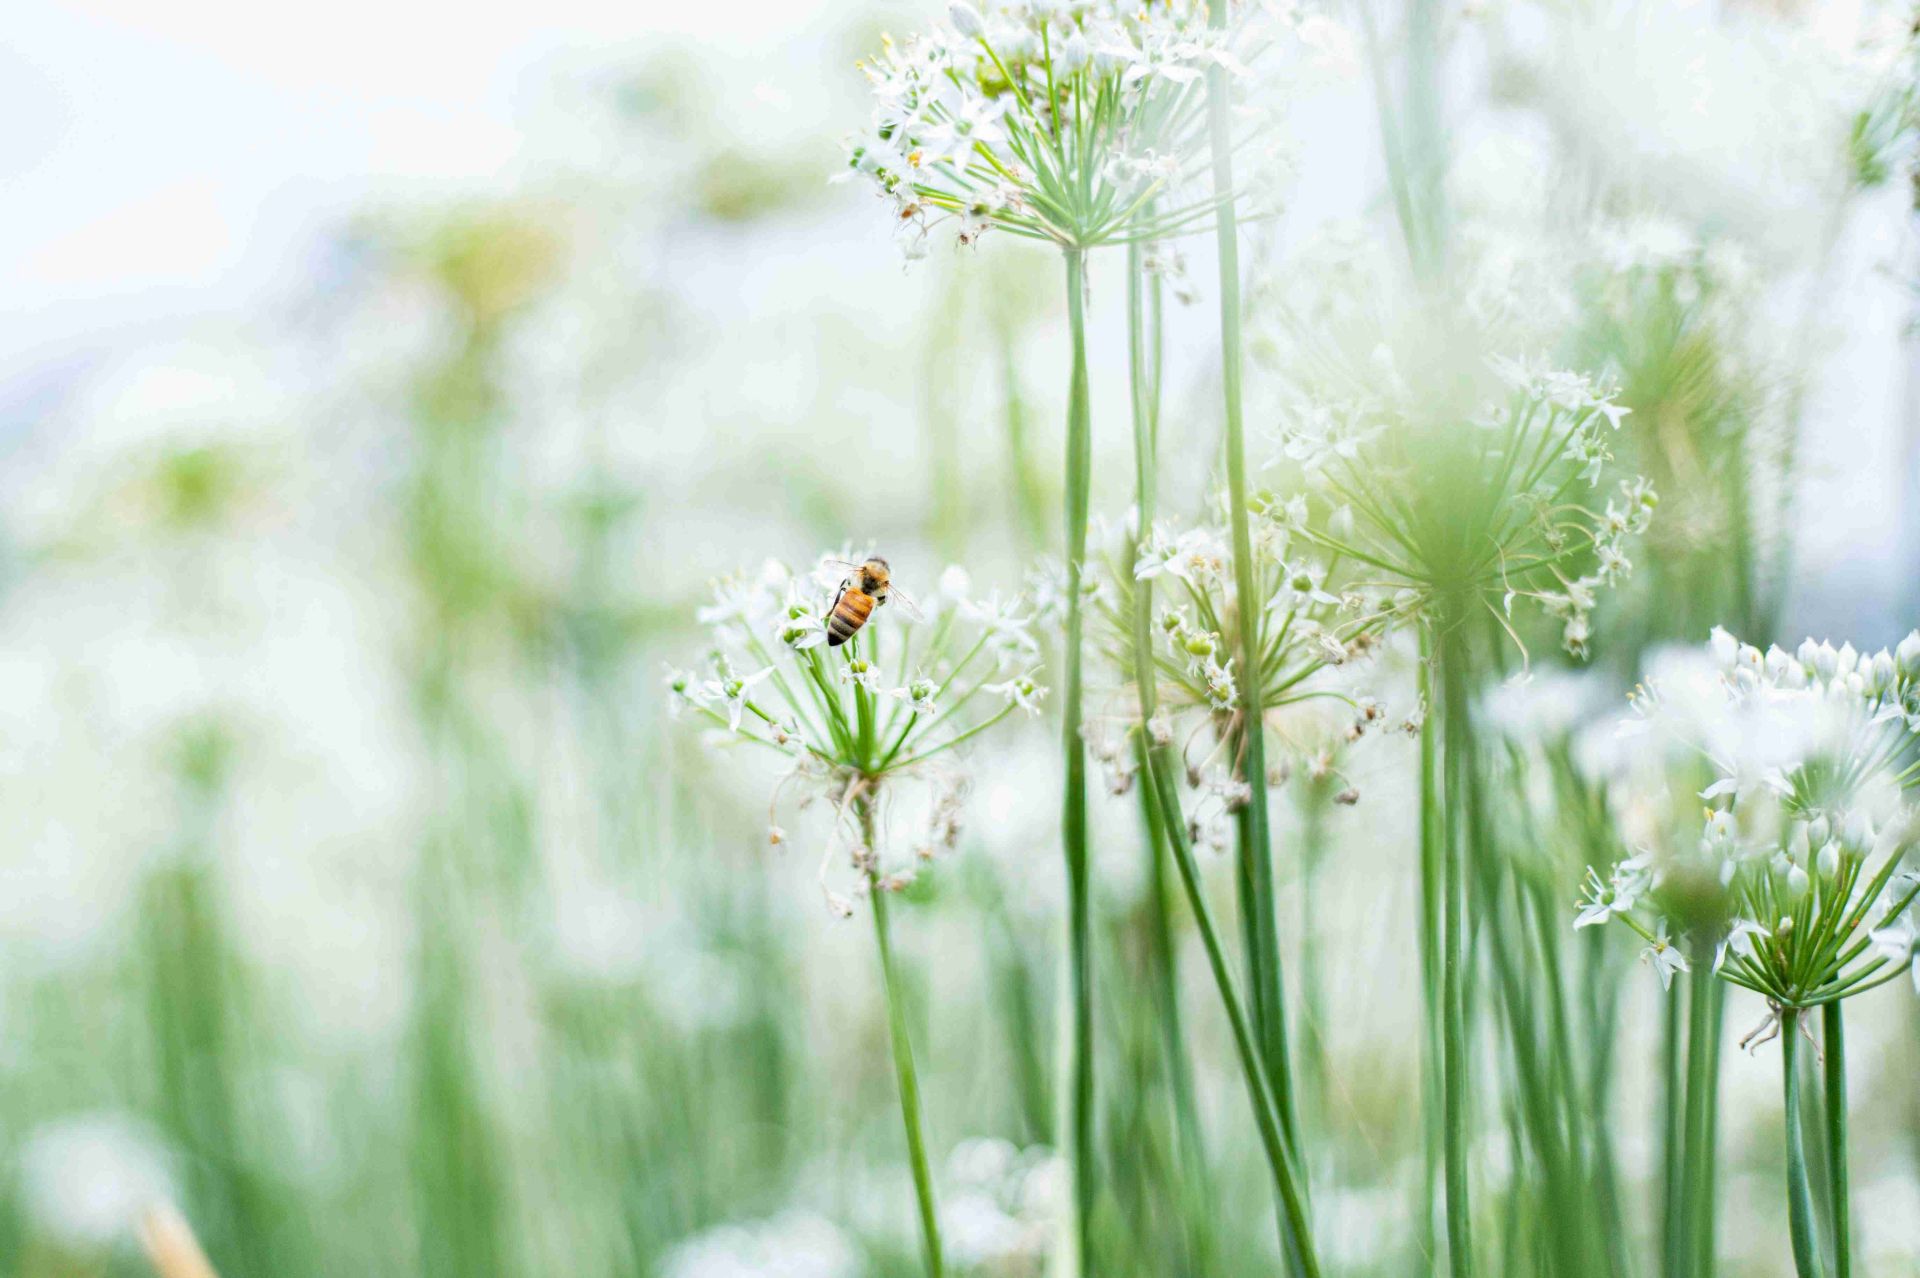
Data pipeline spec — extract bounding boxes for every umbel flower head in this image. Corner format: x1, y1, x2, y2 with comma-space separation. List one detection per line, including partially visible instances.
1577, 627, 1920, 1008
1091, 501, 1401, 843
1280, 355, 1653, 661
844, 0, 1310, 257
669, 554, 1045, 914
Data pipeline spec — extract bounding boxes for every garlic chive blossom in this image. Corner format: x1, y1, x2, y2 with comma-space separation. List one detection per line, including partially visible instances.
1578, 627, 1920, 1010
669, 554, 1043, 902
1283, 357, 1652, 660
671, 555, 1041, 1278
845, 0, 1286, 255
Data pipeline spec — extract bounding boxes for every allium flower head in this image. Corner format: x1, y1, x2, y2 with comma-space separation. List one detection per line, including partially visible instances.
845, 0, 1336, 254
1578, 626, 1920, 1012
1094, 503, 1397, 844
670, 554, 1045, 913
1280, 357, 1653, 662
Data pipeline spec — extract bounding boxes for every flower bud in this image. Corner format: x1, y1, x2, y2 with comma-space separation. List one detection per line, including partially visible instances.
947, 2, 984, 37
1797, 637, 1821, 673
1812, 641, 1838, 682
1060, 30, 1091, 71
1870, 648, 1896, 694
1844, 810, 1871, 852
1765, 644, 1792, 681
1808, 814, 1831, 848
1816, 841, 1839, 879
1708, 626, 1737, 668
1787, 863, 1810, 897
1837, 642, 1859, 678
1787, 821, 1810, 861
1899, 630, 1920, 677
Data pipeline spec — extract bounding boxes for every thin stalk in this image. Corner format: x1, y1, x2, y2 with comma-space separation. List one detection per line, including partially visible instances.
1681, 939, 1722, 1278
1124, 228, 1314, 1274
1823, 1002, 1850, 1278
1145, 751, 1320, 1277
1207, 0, 1302, 1183
1783, 1012, 1825, 1278
1416, 631, 1442, 1270
1060, 246, 1096, 1275
1435, 624, 1475, 1278
1661, 954, 1685, 1278
860, 799, 945, 1278
1126, 236, 1205, 1178
1695, 979, 1725, 1278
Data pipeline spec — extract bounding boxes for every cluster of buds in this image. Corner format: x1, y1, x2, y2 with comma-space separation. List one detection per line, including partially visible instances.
1579, 627, 1920, 1008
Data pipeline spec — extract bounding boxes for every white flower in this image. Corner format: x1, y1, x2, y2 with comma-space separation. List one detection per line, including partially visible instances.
963, 591, 1039, 655
988, 674, 1048, 716
1641, 923, 1691, 990
779, 605, 827, 650
1136, 526, 1229, 584
890, 677, 940, 717
1714, 918, 1769, 972
703, 667, 773, 731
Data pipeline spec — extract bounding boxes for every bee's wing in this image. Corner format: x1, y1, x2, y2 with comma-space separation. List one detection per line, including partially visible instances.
886, 585, 925, 620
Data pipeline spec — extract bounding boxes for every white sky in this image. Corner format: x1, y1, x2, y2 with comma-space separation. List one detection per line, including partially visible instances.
1, 0, 801, 374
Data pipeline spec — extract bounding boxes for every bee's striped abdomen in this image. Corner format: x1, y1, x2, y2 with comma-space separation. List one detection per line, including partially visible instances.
827, 589, 874, 647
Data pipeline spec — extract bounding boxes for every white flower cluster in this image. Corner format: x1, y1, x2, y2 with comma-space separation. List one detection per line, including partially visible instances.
1578, 626, 1920, 1004
939, 1137, 1065, 1272
1281, 356, 1653, 662
669, 554, 1047, 914
843, 0, 1309, 255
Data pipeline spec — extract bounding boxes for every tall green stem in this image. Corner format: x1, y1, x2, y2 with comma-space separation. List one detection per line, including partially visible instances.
1823, 1002, 1850, 1278
1124, 230, 1315, 1274
1416, 633, 1443, 1269
1783, 1013, 1824, 1278
860, 799, 944, 1278
1679, 940, 1723, 1278
1144, 753, 1320, 1278
1206, 0, 1302, 1174
1435, 624, 1474, 1277
1060, 246, 1097, 1274
1126, 239, 1204, 1178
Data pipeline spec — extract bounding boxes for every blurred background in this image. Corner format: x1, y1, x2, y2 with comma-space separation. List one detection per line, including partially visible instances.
4, 1, 1920, 1275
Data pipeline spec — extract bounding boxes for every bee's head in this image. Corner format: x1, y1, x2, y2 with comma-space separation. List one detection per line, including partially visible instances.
861, 557, 890, 591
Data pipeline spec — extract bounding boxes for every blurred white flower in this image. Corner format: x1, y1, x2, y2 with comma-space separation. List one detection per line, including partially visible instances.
20, 1112, 175, 1248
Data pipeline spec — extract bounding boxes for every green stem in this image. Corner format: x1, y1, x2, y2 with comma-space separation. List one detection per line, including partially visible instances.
1783, 1012, 1824, 1278
1661, 957, 1685, 1278
1207, 0, 1302, 1211
1681, 939, 1722, 1278
1435, 625, 1474, 1278
860, 799, 944, 1278
1144, 750, 1320, 1277
1060, 245, 1096, 1275
1823, 1002, 1850, 1278
1126, 236, 1205, 1183
1123, 227, 1314, 1273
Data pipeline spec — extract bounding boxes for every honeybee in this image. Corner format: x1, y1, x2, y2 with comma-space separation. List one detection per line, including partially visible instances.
825, 557, 916, 647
